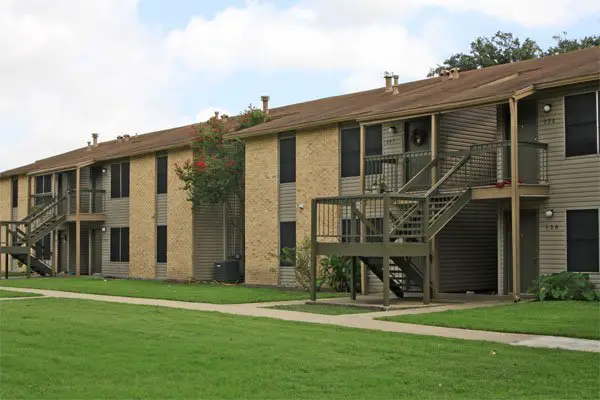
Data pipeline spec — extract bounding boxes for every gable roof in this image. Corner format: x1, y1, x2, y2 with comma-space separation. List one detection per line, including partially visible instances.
232, 47, 600, 138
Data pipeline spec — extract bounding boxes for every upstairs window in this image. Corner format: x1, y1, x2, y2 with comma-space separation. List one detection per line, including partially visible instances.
110, 227, 130, 262
35, 174, 52, 194
567, 209, 599, 273
157, 155, 168, 194
11, 177, 18, 208
279, 136, 296, 184
111, 162, 130, 198
565, 91, 599, 157
365, 124, 383, 175
341, 127, 360, 177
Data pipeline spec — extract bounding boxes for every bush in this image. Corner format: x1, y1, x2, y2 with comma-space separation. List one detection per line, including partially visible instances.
529, 272, 598, 301
320, 255, 360, 293
279, 237, 322, 291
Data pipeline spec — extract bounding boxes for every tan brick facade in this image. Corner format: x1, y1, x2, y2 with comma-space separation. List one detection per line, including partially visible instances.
18, 176, 29, 219
244, 134, 279, 285
129, 153, 156, 278
0, 178, 10, 271
166, 147, 194, 279
295, 124, 340, 242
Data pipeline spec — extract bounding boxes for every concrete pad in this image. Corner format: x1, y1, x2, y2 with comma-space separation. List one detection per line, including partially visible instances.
512, 336, 600, 353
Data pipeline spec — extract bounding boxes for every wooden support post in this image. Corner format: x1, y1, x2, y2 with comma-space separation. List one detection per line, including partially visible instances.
75, 167, 81, 277
310, 199, 318, 302
359, 124, 367, 294
4, 225, 8, 280
26, 223, 31, 279
382, 194, 390, 307
423, 198, 431, 305
350, 204, 358, 300
430, 113, 439, 298
509, 97, 521, 301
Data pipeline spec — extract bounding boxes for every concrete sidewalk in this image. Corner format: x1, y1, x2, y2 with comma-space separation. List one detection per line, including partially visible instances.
1, 286, 599, 353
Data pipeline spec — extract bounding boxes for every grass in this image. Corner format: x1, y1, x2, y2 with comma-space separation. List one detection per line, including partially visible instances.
0, 289, 41, 298
266, 303, 375, 315
379, 301, 600, 340
0, 277, 346, 304
1, 299, 599, 399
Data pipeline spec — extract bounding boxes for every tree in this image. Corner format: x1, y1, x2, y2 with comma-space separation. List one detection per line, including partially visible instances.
428, 31, 599, 77
175, 105, 268, 265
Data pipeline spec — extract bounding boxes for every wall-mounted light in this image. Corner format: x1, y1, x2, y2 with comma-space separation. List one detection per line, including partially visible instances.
387, 126, 397, 135
101, 168, 107, 174
543, 104, 552, 113
101, 226, 107, 233
545, 209, 554, 218
297, 203, 304, 210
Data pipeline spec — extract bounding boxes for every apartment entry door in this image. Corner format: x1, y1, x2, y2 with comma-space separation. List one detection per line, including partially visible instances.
90, 228, 102, 275
503, 100, 539, 184
505, 210, 539, 294
404, 117, 432, 189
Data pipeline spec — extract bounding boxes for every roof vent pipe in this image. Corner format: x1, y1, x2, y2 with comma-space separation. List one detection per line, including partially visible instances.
87, 141, 92, 151
449, 67, 460, 80
214, 111, 220, 121
261, 95, 270, 115
384, 72, 393, 93
123, 134, 130, 142
392, 74, 399, 95
92, 133, 99, 147
116, 135, 122, 143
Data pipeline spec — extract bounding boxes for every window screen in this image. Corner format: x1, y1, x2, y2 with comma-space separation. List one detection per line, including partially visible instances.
157, 156, 168, 194
565, 92, 598, 157
11, 178, 18, 208
365, 124, 383, 175
157, 225, 167, 263
110, 227, 130, 262
567, 209, 599, 272
279, 136, 296, 183
341, 128, 360, 177
280, 221, 296, 266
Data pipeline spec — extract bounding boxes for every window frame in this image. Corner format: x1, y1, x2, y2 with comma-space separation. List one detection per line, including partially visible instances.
11, 177, 18, 208
564, 90, 600, 158
279, 221, 296, 267
279, 135, 296, 184
340, 127, 361, 178
110, 227, 130, 262
156, 225, 167, 264
110, 162, 131, 199
566, 208, 600, 273
156, 155, 168, 194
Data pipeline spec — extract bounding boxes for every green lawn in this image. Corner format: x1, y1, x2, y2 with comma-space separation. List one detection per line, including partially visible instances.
0, 289, 41, 298
0, 277, 345, 304
1, 299, 598, 399
266, 303, 375, 315
380, 301, 600, 340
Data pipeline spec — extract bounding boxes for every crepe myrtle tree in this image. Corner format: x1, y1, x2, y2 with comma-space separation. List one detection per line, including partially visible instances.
175, 105, 268, 262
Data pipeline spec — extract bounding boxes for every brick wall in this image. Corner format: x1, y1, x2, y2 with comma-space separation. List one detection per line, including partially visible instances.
166, 147, 194, 279
244, 134, 279, 285
296, 124, 340, 242
17, 176, 28, 219
129, 153, 156, 278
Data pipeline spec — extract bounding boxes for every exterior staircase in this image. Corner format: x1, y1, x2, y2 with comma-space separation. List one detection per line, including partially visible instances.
1, 194, 68, 276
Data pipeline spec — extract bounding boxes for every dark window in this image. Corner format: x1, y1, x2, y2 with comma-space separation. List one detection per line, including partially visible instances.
341, 128, 360, 177
280, 221, 296, 266
567, 209, 599, 273
11, 178, 18, 208
110, 227, 130, 262
110, 162, 130, 198
365, 124, 383, 175
35, 174, 52, 194
157, 156, 168, 194
157, 225, 167, 263
279, 136, 296, 184
565, 92, 599, 157
341, 219, 361, 243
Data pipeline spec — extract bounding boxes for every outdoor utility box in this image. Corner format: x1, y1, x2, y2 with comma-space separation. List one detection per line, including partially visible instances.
213, 261, 241, 282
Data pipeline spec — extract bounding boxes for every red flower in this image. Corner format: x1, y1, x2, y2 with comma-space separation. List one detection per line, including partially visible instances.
195, 159, 207, 172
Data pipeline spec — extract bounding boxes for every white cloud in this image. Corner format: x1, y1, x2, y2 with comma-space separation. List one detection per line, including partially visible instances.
0, 0, 597, 171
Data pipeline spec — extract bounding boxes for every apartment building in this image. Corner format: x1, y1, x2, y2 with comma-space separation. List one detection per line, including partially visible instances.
0, 124, 242, 281
234, 47, 600, 304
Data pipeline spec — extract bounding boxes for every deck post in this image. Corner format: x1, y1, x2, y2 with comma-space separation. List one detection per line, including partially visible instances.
75, 167, 81, 277
4, 224, 8, 279
359, 124, 368, 295
509, 97, 521, 301
310, 199, 318, 302
382, 194, 390, 307
26, 222, 31, 278
430, 113, 439, 298
350, 203, 358, 300
423, 197, 431, 305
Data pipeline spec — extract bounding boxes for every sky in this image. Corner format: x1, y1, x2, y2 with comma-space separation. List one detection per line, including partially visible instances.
1, 0, 599, 171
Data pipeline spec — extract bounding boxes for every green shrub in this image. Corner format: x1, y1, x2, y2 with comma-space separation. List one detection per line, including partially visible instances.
279, 238, 322, 291
529, 272, 598, 301
320, 255, 360, 293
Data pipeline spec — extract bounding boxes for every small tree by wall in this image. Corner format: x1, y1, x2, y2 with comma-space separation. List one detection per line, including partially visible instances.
175, 105, 268, 269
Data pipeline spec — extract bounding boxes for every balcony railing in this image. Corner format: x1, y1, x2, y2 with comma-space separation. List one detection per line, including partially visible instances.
364, 140, 548, 193
67, 189, 106, 214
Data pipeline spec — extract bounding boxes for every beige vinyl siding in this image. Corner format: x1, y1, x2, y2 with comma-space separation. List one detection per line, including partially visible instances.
156, 263, 167, 279
537, 86, 600, 287
225, 196, 242, 260
279, 183, 296, 222
193, 203, 224, 280
340, 177, 360, 195
101, 161, 129, 278
438, 105, 498, 292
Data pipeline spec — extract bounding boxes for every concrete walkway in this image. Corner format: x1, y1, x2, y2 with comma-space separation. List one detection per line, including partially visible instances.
1, 286, 599, 353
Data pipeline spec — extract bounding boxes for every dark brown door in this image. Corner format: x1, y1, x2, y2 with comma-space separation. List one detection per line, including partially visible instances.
505, 210, 539, 294
404, 117, 431, 189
